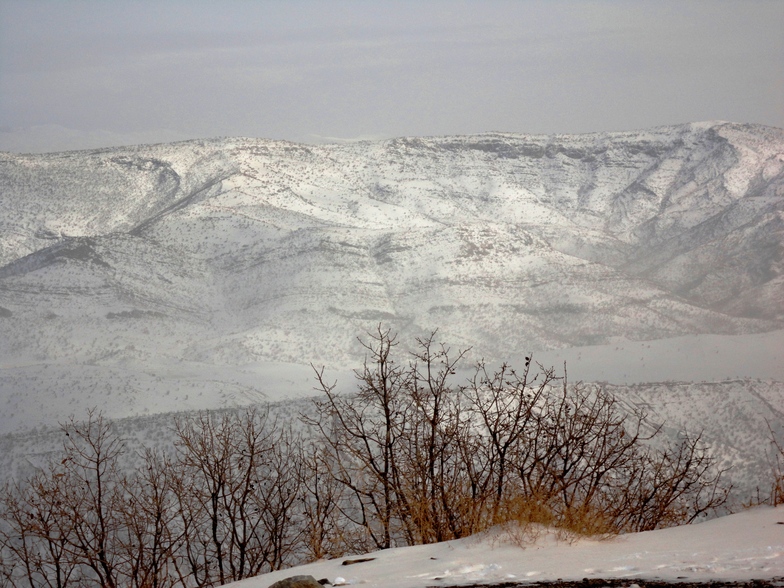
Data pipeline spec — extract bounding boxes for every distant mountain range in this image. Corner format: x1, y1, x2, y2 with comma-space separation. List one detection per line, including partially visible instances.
0, 122, 782, 449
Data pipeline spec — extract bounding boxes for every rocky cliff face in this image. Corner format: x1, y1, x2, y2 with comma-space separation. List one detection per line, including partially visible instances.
0, 122, 782, 431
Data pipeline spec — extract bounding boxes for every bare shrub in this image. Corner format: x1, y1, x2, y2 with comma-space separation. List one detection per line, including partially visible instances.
297, 441, 347, 560
614, 432, 730, 531
0, 327, 734, 586
0, 471, 83, 587
749, 424, 784, 507
171, 407, 304, 586
309, 327, 730, 547
120, 449, 183, 588
306, 327, 483, 548
0, 410, 126, 588
306, 327, 409, 551
461, 359, 559, 527
0, 408, 307, 587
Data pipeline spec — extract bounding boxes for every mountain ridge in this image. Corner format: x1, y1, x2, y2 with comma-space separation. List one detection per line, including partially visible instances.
0, 121, 782, 433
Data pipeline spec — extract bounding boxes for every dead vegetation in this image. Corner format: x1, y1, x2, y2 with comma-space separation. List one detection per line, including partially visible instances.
0, 328, 732, 587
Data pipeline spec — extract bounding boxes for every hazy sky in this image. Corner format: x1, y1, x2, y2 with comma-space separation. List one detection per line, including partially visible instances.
0, 0, 782, 152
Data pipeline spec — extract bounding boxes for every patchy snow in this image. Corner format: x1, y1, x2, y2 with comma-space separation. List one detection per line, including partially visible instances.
233, 506, 784, 588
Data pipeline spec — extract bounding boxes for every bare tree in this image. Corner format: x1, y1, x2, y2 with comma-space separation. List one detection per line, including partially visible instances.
171, 407, 304, 586
0, 328, 735, 587
309, 328, 730, 546
307, 326, 412, 550
118, 449, 183, 588
0, 471, 81, 588
298, 441, 347, 560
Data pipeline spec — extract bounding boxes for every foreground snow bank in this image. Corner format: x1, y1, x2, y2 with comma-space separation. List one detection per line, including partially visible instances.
234, 506, 784, 588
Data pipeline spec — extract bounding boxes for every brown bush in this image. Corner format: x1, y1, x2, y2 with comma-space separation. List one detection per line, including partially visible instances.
308, 327, 730, 546
0, 409, 306, 587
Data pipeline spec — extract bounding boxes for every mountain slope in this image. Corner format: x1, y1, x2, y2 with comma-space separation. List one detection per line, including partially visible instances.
0, 122, 783, 432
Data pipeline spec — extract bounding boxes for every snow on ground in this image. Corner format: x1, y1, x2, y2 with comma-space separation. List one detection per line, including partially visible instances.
234, 506, 784, 588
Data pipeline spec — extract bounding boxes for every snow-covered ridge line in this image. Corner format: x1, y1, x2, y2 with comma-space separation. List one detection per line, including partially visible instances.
0, 120, 782, 432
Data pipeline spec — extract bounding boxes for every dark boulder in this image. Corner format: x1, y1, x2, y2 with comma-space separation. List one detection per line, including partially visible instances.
268, 575, 324, 588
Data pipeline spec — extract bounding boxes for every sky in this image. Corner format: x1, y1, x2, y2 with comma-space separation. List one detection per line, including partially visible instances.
0, 0, 782, 153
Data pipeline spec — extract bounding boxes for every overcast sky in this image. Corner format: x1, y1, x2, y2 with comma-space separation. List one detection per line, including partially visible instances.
0, 0, 782, 153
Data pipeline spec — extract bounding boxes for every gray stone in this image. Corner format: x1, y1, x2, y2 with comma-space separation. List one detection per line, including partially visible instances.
342, 557, 375, 565
268, 575, 324, 588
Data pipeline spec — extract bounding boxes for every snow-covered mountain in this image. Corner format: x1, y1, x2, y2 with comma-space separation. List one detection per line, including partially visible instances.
0, 121, 783, 461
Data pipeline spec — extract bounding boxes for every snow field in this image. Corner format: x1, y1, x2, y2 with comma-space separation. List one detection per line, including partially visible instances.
235, 506, 784, 588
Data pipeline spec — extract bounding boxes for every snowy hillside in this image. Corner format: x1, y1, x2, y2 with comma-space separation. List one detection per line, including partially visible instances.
0, 122, 783, 474
234, 505, 784, 588
3, 123, 784, 588
0, 122, 782, 425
